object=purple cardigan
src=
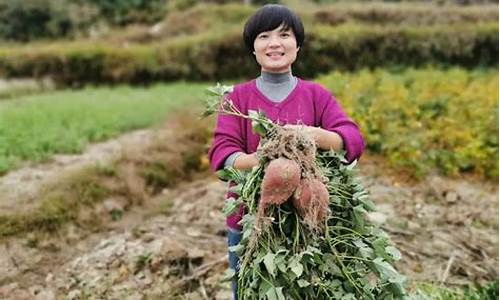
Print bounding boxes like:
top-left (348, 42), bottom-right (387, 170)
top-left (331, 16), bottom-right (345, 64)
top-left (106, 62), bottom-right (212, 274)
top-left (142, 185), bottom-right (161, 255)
top-left (208, 78), bottom-right (365, 230)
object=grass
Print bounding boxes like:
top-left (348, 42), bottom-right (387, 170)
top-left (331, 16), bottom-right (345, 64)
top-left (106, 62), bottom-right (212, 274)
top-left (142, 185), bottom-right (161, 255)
top-left (413, 281), bottom-right (499, 300)
top-left (0, 82), bottom-right (207, 174)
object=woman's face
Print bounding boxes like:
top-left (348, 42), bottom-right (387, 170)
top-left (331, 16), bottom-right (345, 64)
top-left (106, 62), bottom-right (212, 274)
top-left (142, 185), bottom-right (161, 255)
top-left (253, 24), bottom-right (299, 73)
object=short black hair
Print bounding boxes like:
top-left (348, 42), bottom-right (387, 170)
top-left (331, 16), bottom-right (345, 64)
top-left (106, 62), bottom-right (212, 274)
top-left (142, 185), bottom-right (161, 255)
top-left (243, 4), bottom-right (305, 53)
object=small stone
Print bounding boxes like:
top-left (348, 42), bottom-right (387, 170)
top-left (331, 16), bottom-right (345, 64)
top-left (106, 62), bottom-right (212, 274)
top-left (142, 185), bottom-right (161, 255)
top-left (187, 248), bottom-right (205, 260)
top-left (445, 191), bottom-right (459, 204)
top-left (159, 239), bottom-right (187, 262)
top-left (186, 228), bottom-right (202, 237)
top-left (103, 198), bottom-right (124, 213)
top-left (67, 289), bottom-right (81, 300)
top-left (45, 273), bottom-right (54, 284)
top-left (34, 289), bottom-right (55, 300)
top-left (407, 221), bottom-right (421, 231)
top-left (141, 233), bottom-right (156, 243)
top-left (109, 258), bottom-right (121, 269)
top-left (215, 290), bottom-right (233, 300)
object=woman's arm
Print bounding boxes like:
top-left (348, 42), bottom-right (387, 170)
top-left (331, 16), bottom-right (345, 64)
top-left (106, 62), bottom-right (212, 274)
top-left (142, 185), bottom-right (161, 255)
top-left (313, 127), bottom-right (344, 151)
top-left (317, 93), bottom-right (365, 162)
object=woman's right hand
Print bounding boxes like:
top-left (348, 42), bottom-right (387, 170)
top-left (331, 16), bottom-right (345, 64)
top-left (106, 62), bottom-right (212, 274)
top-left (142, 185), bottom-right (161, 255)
top-left (233, 153), bottom-right (259, 170)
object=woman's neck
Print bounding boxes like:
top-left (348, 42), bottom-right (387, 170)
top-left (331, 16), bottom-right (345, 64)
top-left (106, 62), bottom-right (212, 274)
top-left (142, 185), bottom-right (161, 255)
top-left (260, 70), bottom-right (293, 84)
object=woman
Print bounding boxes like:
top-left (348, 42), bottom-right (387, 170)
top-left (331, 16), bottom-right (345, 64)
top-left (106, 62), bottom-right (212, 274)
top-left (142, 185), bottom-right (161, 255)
top-left (208, 4), bottom-right (365, 299)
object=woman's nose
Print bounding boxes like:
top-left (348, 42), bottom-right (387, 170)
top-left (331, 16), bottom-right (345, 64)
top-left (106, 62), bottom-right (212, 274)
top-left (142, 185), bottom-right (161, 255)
top-left (268, 37), bottom-right (281, 48)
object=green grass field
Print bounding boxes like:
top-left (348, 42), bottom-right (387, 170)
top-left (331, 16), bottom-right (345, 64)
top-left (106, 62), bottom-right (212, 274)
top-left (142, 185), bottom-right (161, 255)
top-left (0, 82), bottom-right (208, 174)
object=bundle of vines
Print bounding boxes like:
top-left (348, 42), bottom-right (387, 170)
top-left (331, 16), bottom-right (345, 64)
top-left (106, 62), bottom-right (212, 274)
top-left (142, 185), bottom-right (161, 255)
top-left (205, 84), bottom-right (409, 300)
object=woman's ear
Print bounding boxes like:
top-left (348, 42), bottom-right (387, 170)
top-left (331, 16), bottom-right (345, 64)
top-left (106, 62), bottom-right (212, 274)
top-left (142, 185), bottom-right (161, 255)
top-left (253, 51), bottom-right (256, 55)
top-left (297, 46), bottom-right (300, 52)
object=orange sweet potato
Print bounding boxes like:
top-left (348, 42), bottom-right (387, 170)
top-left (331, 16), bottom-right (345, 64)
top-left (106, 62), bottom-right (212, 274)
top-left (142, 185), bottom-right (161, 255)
top-left (309, 179), bottom-right (330, 221)
top-left (293, 178), bottom-right (329, 222)
top-left (293, 178), bottom-right (312, 217)
top-left (260, 157), bottom-right (301, 207)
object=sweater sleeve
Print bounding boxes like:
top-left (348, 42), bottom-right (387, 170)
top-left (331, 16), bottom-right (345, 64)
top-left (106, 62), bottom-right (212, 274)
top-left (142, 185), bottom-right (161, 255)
top-left (208, 93), bottom-right (246, 172)
top-left (319, 93), bottom-right (365, 163)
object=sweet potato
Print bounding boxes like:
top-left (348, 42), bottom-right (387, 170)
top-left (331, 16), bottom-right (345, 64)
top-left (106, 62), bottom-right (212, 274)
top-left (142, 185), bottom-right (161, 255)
top-left (260, 157), bottom-right (301, 207)
top-left (293, 178), bottom-right (312, 217)
top-left (293, 178), bottom-right (329, 222)
top-left (309, 179), bottom-right (330, 222)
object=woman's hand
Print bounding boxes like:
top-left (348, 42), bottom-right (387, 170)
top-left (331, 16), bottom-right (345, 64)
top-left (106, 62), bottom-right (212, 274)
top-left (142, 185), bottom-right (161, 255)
top-left (233, 153), bottom-right (259, 170)
top-left (284, 124), bottom-right (344, 151)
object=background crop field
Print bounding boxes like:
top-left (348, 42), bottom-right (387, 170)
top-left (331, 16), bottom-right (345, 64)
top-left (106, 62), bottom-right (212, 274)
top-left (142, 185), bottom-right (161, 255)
top-left (0, 82), bottom-right (207, 174)
top-left (318, 67), bottom-right (499, 179)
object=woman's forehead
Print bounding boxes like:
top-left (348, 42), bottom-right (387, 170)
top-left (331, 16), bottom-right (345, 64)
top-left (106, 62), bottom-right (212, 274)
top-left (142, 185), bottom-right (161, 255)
top-left (260, 24), bottom-right (292, 33)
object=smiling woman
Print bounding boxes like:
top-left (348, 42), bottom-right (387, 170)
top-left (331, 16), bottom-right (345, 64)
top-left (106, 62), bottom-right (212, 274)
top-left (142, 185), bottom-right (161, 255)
top-left (207, 4), bottom-right (365, 299)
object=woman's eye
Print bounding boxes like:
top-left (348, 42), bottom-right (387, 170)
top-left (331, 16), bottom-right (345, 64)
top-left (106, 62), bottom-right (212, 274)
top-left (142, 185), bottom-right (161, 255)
top-left (259, 34), bottom-right (268, 39)
top-left (281, 33), bottom-right (290, 38)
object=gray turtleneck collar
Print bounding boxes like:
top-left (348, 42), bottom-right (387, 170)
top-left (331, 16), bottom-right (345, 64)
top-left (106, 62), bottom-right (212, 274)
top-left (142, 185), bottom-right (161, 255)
top-left (256, 70), bottom-right (298, 102)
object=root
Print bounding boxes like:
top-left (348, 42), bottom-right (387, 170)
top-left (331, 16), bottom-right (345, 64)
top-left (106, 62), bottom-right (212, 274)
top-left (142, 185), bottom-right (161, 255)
top-left (257, 126), bottom-right (326, 183)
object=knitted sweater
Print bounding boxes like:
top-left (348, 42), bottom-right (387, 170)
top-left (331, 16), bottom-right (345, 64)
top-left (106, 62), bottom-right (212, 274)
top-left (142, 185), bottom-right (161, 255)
top-left (208, 78), bottom-right (365, 230)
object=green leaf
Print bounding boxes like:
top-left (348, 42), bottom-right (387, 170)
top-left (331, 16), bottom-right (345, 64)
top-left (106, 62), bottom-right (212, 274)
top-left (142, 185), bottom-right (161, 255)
top-left (229, 183), bottom-right (243, 195)
top-left (353, 204), bottom-right (367, 234)
top-left (353, 239), bottom-right (374, 259)
top-left (228, 244), bottom-right (245, 256)
top-left (241, 225), bottom-right (253, 243)
top-left (289, 257), bottom-right (303, 278)
top-left (385, 246), bottom-right (402, 261)
top-left (252, 122), bottom-right (267, 137)
top-left (207, 83), bottom-right (233, 96)
top-left (373, 257), bottom-right (406, 284)
top-left (323, 253), bottom-right (342, 276)
top-left (341, 293), bottom-right (356, 300)
top-left (372, 237), bottom-right (391, 261)
top-left (266, 287), bottom-right (278, 300)
top-left (274, 251), bottom-right (288, 274)
top-left (216, 167), bottom-right (245, 183)
top-left (276, 287), bottom-right (286, 300)
top-left (260, 280), bottom-right (273, 298)
top-left (297, 279), bottom-right (310, 287)
top-left (222, 198), bottom-right (241, 217)
top-left (361, 198), bottom-right (377, 211)
top-left (219, 268), bottom-right (235, 282)
top-left (263, 252), bottom-right (277, 278)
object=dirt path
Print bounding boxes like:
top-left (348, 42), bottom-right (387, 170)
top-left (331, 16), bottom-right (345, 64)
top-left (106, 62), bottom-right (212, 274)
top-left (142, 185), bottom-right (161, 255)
top-left (0, 130), bottom-right (497, 299)
top-left (0, 129), bottom-right (155, 214)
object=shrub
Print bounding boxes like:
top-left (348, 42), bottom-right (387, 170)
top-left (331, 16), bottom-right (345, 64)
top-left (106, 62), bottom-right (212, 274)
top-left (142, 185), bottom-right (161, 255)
top-left (317, 67), bottom-right (498, 179)
top-left (0, 22), bottom-right (497, 85)
top-left (79, 0), bottom-right (167, 25)
top-left (0, 0), bottom-right (90, 41)
top-left (313, 2), bottom-right (498, 26)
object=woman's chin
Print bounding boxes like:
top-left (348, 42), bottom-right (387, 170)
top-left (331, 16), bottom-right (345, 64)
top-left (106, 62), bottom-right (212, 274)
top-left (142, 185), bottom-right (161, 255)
top-left (262, 64), bottom-right (292, 73)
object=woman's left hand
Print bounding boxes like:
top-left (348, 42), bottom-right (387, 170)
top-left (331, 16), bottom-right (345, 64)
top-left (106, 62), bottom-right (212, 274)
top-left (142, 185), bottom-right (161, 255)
top-left (284, 124), bottom-right (344, 151)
